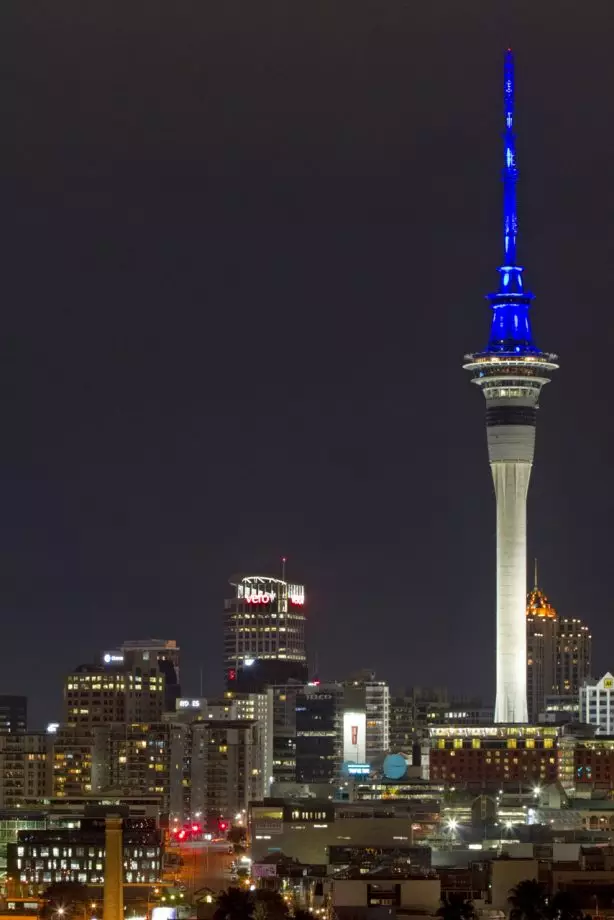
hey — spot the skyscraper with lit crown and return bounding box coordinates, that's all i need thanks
[464,51,558,723]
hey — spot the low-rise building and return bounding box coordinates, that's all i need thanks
[249,799,440,865]
[426,725,559,790]
[7,816,162,888]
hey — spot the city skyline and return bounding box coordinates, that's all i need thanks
[3,4,614,726]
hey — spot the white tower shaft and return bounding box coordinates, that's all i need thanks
[492,460,531,723]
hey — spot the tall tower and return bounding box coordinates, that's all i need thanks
[463,51,558,723]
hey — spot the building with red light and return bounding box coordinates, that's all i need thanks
[224,574,307,691]
[426,725,559,790]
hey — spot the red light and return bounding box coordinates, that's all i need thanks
[177,830,186,840]
[191,823,200,833]
[228,669,236,681]
[219,820,228,832]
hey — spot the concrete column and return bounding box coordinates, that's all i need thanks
[103,815,124,920]
[492,461,531,723]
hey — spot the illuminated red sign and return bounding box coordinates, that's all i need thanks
[246,592,275,605]
[228,669,236,681]
[289,595,305,606]
[351,726,358,745]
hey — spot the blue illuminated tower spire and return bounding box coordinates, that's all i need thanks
[486,48,537,354]
[463,50,559,725]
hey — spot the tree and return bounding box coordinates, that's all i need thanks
[253,890,289,920]
[214,888,254,920]
[41,883,91,920]
[293,911,315,920]
[547,891,584,920]
[508,880,548,920]
[437,893,477,920]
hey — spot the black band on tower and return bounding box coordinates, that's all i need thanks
[486,405,537,427]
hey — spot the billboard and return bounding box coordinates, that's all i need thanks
[343,710,366,763]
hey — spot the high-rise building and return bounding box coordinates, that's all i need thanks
[64,652,165,729]
[295,683,343,783]
[224,573,307,691]
[189,720,262,826]
[205,691,274,799]
[580,673,614,734]
[91,722,188,821]
[271,683,300,784]
[121,639,181,712]
[0,697,27,734]
[463,51,558,723]
[51,725,94,797]
[389,696,415,753]
[526,568,558,722]
[0,733,50,806]
[557,617,592,696]
[343,671,390,761]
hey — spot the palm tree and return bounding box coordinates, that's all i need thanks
[214,887,254,920]
[508,880,548,920]
[437,893,477,920]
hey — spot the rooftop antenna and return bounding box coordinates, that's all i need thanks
[534,557,538,591]
[281,556,287,582]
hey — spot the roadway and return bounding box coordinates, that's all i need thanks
[164,841,236,895]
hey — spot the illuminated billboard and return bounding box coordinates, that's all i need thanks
[343,710,366,763]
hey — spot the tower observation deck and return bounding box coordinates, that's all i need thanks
[463,51,558,724]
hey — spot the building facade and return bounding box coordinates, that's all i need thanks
[190,719,261,826]
[121,639,181,712]
[580,673,614,735]
[295,683,343,783]
[557,618,592,697]
[8,817,162,887]
[0,698,27,735]
[344,673,390,762]
[0,735,50,807]
[526,579,558,722]
[91,722,187,820]
[64,653,165,729]
[426,725,559,790]
[224,573,307,691]
[271,683,300,784]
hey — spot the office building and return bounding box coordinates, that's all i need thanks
[190,720,261,826]
[344,672,390,761]
[8,816,162,887]
[0,698,27,735]
[463,50,558,722]
[64,652,165,729]
[0,734,50,807]
[121,639,181,712]
[526,572,558,722]
[91,722,188,821]
[557,618,592,696]
[580,673,614,735]
[224,573,307,691]
[271,683,300,784]
[295,683,343,783]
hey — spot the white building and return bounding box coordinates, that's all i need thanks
[343,671,390,762]
[580,673,614,734]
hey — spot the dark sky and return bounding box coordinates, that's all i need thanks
[3,1,614,727]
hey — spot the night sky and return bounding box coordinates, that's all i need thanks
[3,2,614,727]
